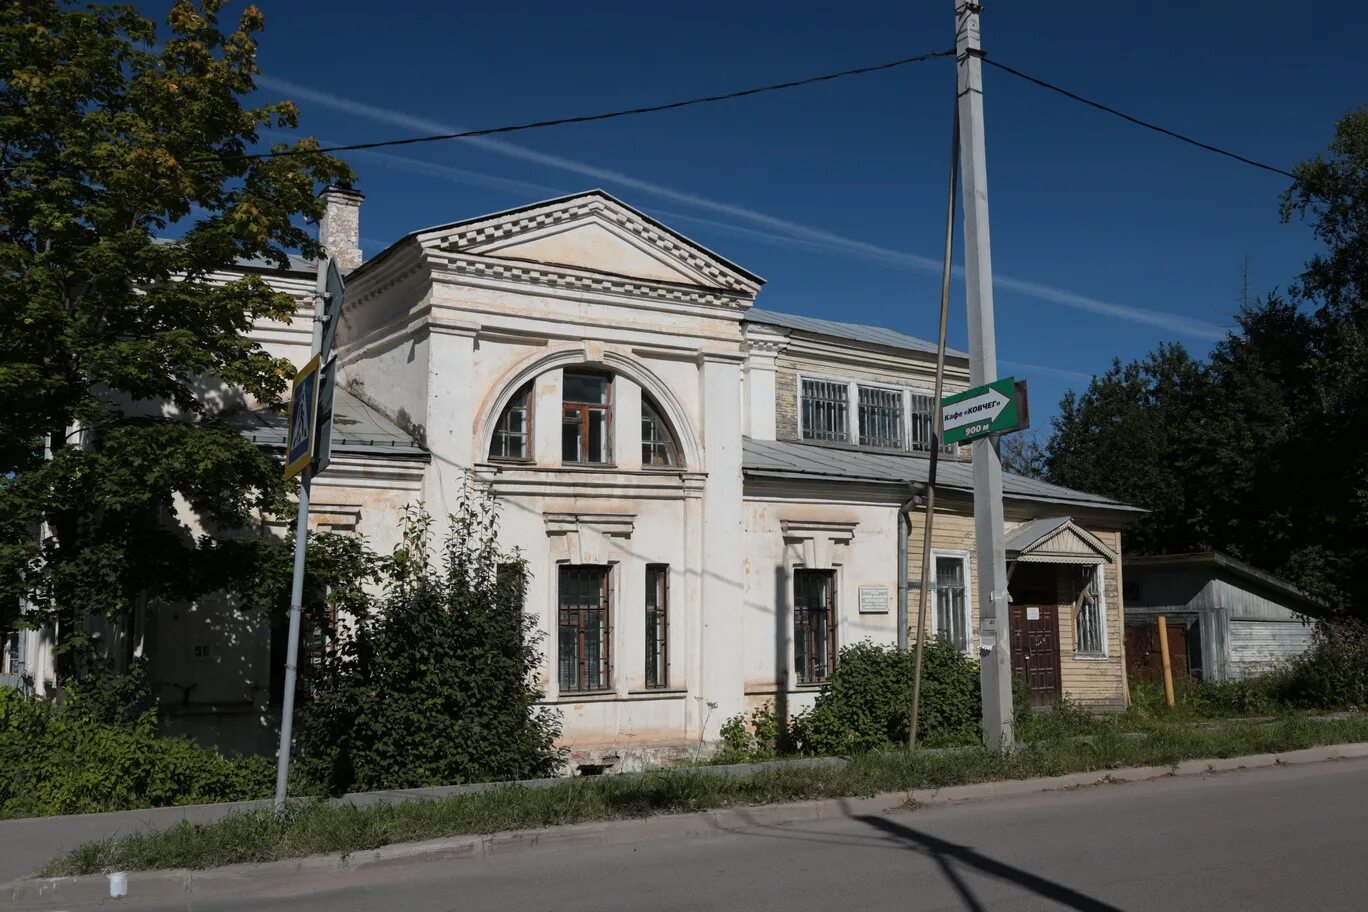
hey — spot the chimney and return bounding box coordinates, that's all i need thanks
[318,183,364,271]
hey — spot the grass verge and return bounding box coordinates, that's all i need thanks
[43,716,1368,877]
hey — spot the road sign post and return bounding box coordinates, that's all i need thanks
[274,256,343,814]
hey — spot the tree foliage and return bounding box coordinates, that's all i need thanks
[295,485,564,795]
[1046,106,1368,615]
[0,0,351,674]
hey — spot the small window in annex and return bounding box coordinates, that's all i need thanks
[562,372,612,464]
[793,569,837,684]
[801,378,849,442]
[490,382,532,461]
[1075,566,1105,656]
[559,564,611,693]
[641,399,679,467]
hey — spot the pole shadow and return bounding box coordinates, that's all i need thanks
[854,814,1126,912]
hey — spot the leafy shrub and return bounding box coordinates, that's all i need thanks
[713,703,782,765]
[790,638,981,755]
[296,484,563,795]
[1275,620,1368,710]
[1016,697,1101,742]
[0,689,272,820]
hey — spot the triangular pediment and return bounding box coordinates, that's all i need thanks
[415,191,763,295]
[1007,517,1115,564]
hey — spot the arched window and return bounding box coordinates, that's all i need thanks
[641,398,679,467]
[489,381,532,461]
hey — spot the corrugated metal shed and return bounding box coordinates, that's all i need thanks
[744,308,968,358]
[231,388,427,459]
[742,437,1140,513]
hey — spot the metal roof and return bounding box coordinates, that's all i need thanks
[744,308,968,359]
[1004,516,1074,553]
[1125,552,1326,608]
[741,437,1141,513]
[231,387,427,459]
[152,237,317,274]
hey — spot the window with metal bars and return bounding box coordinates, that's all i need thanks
[490,381,532,461]
[558,565,612,692]
[934,555,969,651]
[793,569,837,684]
[644,564,668,688]
[1075,566,1105,655]
[800,379,849,442]
[641,399,679,467]
[858,386,904,448]
[562,373,612,464]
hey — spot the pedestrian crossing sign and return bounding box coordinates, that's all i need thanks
[284,355,322,480]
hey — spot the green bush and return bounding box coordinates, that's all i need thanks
[790,638,981,755]
[1275,621,1368,710]
[295,486,563,795]
[713,703,782,765]
[0,689,272,820]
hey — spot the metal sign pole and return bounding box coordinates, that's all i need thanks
[273,258,335,813]
[955,0,1015,752]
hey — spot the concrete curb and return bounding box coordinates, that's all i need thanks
[9,741,1368,911]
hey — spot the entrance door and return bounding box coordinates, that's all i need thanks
[1009,603,1062,710]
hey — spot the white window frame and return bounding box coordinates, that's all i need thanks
[929,548,974,656]
[796,373,940,453]
[1074,564,1110,659]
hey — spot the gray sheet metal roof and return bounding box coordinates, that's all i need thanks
[1004,516,1073,553]
[744,308,967,359]
[232,388,427,459]
[1125,552,1325,608]
[742,437,1140,513]
[152,237,317,274]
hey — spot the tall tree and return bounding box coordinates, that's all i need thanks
[0,0,350,677]
[1044,106,1368,617]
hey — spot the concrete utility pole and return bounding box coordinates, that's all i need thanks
[955,1,1015,751]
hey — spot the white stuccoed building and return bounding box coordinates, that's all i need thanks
[4,186,1142,770]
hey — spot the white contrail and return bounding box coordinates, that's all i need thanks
[259,76,1226,341]
[999,359,1093,383]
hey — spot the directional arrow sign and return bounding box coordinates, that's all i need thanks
[940,377,1029,446]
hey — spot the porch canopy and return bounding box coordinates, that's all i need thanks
[1005,516,1116,565]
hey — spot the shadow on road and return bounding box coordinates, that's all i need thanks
[854,814,1126,912]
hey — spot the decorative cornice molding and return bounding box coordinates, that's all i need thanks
[432,197,759,295]
[781,519,859,542]
[431,253,751,310]
[545,512,637,538]
[742,322,792,356]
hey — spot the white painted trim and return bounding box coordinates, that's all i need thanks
[930,548,974,656]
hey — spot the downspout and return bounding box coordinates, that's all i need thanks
[897,489,922,653]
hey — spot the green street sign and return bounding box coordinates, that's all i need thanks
[940,377,1030,446]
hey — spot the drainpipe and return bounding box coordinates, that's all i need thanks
[897,488,922,652]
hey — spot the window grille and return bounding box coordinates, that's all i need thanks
[858,386,904,448]
[559,565,612,692]
[645,565,669,688]
[801,379,850,442]
[794,569,837,683]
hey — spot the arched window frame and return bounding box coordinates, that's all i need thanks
[489,380,533,463]
[640,396,680,468]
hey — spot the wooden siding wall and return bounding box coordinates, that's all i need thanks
[1228,620,1315,678]
[906,494,1128,710]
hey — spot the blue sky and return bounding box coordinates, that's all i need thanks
[229,1,1365,426]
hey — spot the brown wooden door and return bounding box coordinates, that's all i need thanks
[1009,603,1062,710]
[1124,623,1190,683]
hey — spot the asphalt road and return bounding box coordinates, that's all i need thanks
[128,757,1368,912]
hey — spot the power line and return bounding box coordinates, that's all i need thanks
[208,49,956,164]
[982,57,1297,180]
